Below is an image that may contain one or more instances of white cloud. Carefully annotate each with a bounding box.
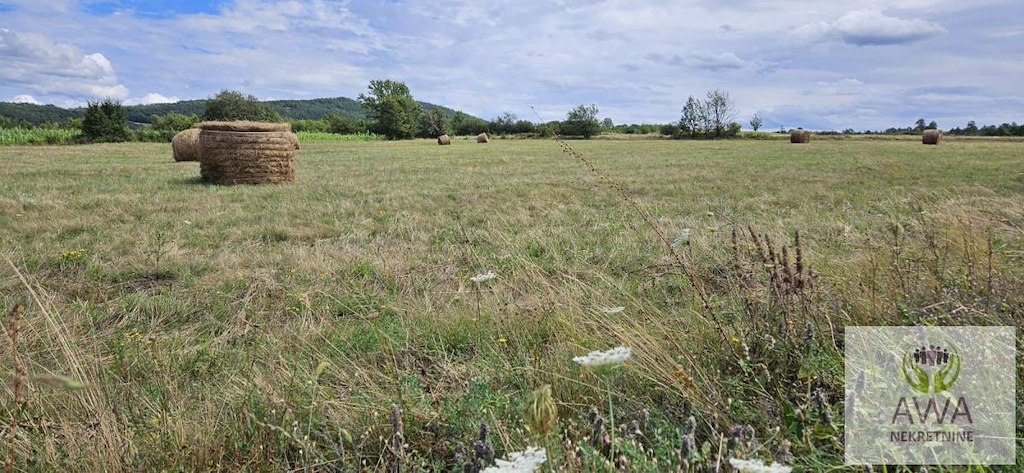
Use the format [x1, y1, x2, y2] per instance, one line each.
[793, 9, 946, 46]
[11, 94, 39, 104]
[0, 28, 129, 100]
[124, 93, 180, 105]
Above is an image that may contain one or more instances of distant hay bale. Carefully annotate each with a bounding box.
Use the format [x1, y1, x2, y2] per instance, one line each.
[790, 129, 810, 144]
[438, 134, 451, 145]
[287, 132, 300, 150]
[922, 129, 942, 145]
[197, 121, 295, 185]
[476, 132, 489, 143]
[171, 128, 201, 162]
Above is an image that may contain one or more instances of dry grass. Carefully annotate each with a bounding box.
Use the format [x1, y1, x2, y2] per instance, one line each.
[1, 138, 1022, 470]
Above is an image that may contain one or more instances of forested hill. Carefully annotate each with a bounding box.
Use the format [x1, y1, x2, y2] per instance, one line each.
[0, 97, 472, 125]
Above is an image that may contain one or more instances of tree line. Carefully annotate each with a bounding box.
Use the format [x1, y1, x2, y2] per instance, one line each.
[4, 82, 1022, 143]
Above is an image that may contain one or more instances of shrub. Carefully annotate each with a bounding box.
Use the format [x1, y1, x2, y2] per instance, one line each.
[561, 104, 601, 138]
[81, 99, 129, 143]
[202, 90, 281, 122]
[151, 113, 199, 133]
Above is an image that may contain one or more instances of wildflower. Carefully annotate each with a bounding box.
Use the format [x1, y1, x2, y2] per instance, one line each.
[15, 213, 23, 218]
[573, 346, 631, 367]
[497, 337, 507, 344]
[672, 229, 691, 248]
[182, 220, 193, 225]
[482, 446, 547, 472]
[600, 306, 625, 314]
[728, 458, 792, 473]
[471, 271, 496, 283]
[525, 385, 557, 436]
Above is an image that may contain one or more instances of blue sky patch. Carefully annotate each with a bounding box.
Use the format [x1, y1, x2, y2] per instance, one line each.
[83, 0, 225, 17]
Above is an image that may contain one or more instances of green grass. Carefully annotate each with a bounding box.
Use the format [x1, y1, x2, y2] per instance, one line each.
[1, 138, 1022, 471]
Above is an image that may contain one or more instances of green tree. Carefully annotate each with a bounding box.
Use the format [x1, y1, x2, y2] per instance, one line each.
[927, 120, 938, 130]
[202, 90, 281, 122]
[151, 113, 199, 132]
[81, 99, 129, 143]
[914, 118, 926, 132]
[419, 108, 450, 137]
[358, 80, 422, 140]
[705, 89, 735, 138]
[749, 113, 763, 132]
[601, 117, 614, 129]
[490, 112, 517, 135]
[325, 114, 359, 134]
[562, 104, 601, 138]
[679, 96, 704, 138]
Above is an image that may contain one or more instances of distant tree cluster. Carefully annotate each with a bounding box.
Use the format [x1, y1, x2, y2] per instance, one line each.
[678, 89, 741, 139]
[203, 90, 281, 122]
[946, 120, 1024, 137]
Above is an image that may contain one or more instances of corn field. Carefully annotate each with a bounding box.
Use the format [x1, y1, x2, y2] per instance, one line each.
[0, 127, 81, 145]
[295, 131, 385, 142]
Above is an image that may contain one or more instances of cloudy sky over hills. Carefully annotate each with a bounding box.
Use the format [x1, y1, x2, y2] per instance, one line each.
[1, 0, 1021, 130]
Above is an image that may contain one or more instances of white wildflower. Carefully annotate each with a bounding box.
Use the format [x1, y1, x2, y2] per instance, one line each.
[728, 458, 792, 473]
[482, 446, 547, 473]
[600, 306, 625, 314]
[672, 228, 691, 248]
[573, 346, 631, 367]
[471, 271, 496, 283]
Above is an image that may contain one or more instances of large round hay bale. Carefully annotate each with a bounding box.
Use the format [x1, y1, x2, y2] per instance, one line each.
[437, 134, 451, 145]
[922, 129, 941, 145]
[790, 129, 810, 144]
[171, 128, 201, 162]
[476, 132, 489, 143]
[197, 121, 295, 185]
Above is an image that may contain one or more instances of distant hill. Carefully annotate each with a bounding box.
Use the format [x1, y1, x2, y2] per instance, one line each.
[0, 97, 474, 126]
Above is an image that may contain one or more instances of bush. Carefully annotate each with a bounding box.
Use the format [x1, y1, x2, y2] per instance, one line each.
[151, 113, 199, 133]
[81, 99, 129, 143]
[324, 114, 367, 134]
[202, 90, 281, 122]
[659, 124, 679, 136]
[561, 104, 601, 138]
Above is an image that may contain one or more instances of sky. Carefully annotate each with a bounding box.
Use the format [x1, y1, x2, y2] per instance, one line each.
[1, 0, 1022, 130]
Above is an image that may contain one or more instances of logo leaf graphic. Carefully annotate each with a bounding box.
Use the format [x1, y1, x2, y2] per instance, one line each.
[934, 349, 961, 393]
[901, 350, 930, 394]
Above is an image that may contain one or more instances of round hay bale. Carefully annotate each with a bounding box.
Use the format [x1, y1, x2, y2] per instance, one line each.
[922, 129, 942, 145]
[172, 128, 201, 162]
[476, 132, 489, 143]
[198, 124, 295, 185]
[437, 134, 452, 145]
[790, 129, 810, 144]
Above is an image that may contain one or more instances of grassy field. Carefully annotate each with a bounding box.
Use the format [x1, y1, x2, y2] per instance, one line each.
[1, 138, 1022, 471]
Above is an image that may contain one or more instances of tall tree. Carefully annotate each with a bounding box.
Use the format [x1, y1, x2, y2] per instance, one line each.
[679, 96, 704, 138]
[749, 113, 763, 132]
[705, 89, 736, 138]
[358, 80, 422, 140]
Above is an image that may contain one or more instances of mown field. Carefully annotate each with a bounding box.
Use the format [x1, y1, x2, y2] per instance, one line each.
[1, 138, 1022, 471]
